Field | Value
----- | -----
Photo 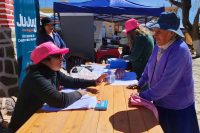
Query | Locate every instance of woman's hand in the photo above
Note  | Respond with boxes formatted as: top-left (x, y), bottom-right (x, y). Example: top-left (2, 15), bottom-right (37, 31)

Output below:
top-left (95, 74), bottom-right (107, 85)
top-left (86, 88), bottom-right (99, 94)
top-left (127, 84), bottom-right (141, 90)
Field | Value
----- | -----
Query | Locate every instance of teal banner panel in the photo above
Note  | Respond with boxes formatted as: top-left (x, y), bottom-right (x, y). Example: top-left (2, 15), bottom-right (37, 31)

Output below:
top-left (14, 0), bottom-right (39, 87)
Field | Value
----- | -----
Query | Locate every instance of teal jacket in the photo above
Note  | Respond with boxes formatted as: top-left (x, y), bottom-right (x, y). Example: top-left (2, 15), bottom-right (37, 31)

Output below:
top-left (125, 34), bottom-right (154, 78)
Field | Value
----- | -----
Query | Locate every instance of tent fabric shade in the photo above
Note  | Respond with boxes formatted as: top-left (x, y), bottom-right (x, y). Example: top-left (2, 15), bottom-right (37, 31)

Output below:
top-left (54, 0), bottom-right (165, 18)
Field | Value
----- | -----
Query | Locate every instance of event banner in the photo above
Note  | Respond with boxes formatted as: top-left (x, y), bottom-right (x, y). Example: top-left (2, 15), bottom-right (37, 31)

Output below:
top-left (14, 0), bottom-right (39, 86)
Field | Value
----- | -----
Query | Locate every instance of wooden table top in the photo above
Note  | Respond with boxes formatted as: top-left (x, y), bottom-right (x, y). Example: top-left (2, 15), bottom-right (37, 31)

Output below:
top-left (17, 83), bottom-right (163, 133)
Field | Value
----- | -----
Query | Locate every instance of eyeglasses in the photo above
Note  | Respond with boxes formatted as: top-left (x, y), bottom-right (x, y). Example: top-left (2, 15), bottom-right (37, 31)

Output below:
top-left (49, 54), bottom-right (63, 59)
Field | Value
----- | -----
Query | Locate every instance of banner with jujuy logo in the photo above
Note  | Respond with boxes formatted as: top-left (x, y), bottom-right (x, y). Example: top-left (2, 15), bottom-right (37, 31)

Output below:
top-left (14, 0), bottom-right (39, 87)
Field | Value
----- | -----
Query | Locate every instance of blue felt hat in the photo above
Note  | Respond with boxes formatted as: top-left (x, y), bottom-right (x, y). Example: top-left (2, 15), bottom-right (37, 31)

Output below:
top-left (150, 12), bottom-right (184, 37)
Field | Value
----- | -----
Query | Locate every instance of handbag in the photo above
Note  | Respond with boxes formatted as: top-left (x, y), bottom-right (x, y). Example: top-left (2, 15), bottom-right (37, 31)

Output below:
top-left (0, 96), bottom-right (17, 128)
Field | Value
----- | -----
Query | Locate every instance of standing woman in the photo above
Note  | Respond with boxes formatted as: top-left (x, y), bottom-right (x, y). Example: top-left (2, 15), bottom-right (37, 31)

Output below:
top-left (36, 17), bottom-right (67, 69)
top-left (128, 12), bottom-right (199, 133)
top-left (9, 42), bottom-right (106, 132)
top-left (123, 18), bottom-right (154, 79)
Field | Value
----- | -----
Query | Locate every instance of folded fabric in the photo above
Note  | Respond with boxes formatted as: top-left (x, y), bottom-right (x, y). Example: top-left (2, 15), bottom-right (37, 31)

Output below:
top-left (107, 58), bottom-right (127, 69)
top-left (129, 94), bottom-right (159, 120)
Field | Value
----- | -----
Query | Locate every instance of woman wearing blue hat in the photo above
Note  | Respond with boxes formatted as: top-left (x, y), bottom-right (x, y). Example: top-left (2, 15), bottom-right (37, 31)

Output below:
top-left (128, 12), bottom-right (199, 133)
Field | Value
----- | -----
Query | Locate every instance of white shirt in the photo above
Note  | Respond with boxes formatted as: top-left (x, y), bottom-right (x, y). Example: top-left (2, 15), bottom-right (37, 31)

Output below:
top-left (157, 38), bottom-right (176, 61)
top-left (49, 32), bottom-right (54, 40)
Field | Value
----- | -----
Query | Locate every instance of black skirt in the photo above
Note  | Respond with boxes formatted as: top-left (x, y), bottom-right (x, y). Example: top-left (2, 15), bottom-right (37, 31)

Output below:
top-left (156, 103), bottom-right (200, 133)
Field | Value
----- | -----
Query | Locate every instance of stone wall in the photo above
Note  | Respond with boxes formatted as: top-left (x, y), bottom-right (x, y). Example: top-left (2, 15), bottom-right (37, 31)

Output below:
top-left (0, 0), bottom-right (18, 96)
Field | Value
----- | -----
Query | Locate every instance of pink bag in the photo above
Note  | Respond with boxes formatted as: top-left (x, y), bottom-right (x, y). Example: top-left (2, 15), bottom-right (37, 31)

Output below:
top-left (129, 94), bottom-right (159, 120)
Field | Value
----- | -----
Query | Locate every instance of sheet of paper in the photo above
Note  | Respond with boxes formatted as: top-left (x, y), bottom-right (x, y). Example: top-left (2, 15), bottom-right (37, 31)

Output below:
top-left (41, 89), bottom-right (97, 111)
top-left (111, 80), bottom-right (138, 85)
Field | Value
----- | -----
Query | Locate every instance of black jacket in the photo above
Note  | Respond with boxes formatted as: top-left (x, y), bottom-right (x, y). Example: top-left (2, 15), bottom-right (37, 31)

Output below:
top-left (9, 64), bottom-right (96, 132)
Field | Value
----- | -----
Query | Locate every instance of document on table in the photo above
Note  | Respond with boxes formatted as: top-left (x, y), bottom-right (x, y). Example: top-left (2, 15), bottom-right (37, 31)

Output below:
top-left (111, 80), bottom-right (138, 85)
top-left (41, 89), bottom-right (97, 112)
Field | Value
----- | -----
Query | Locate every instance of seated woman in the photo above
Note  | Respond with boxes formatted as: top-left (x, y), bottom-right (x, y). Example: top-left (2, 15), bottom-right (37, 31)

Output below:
top-left (9, 42), bottom-right (106, 132)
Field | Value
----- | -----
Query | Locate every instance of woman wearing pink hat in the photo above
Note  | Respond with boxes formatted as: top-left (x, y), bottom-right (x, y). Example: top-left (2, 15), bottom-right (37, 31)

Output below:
top-left (9, 42), bottom-right (106, 132)
top-left (124, 18), bottom-right (154, 80)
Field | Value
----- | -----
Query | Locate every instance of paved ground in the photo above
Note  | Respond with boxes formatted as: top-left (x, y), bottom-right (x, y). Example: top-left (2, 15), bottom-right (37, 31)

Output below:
top-left (193, 56), bottom-right (200, 127)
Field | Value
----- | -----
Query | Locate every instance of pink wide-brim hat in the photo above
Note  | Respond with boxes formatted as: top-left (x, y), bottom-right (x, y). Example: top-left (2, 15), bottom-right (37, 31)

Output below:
top-left (124, 18), bottom-right (140, 34)
top-left (31, 41), bottom-right (69, 64)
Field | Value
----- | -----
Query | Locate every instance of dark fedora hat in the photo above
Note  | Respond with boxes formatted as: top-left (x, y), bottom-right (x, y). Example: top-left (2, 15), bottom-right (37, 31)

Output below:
top-left (41, 17), bottom-right (54, 26)
top-left (150, 12), bottom-right (184, 37)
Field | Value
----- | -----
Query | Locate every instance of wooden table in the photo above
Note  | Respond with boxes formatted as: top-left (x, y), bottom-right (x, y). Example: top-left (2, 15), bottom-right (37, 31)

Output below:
top-left (17, 83), bottom-right (163, 133)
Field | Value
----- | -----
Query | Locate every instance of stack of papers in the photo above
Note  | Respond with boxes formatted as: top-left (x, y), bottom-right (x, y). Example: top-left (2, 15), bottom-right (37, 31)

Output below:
top-left (41, 89), bottom-right (97, 112)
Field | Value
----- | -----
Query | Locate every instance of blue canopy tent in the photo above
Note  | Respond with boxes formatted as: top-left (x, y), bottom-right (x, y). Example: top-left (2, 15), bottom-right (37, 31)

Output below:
top-left (52, 0), bottom-right (165, 68)
top-left (53, 0), bottom-right (165, 22)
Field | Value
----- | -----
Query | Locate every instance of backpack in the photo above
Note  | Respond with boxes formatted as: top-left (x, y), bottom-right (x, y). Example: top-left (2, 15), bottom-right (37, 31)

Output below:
top-left (0, 96), bottom-right (17, 128)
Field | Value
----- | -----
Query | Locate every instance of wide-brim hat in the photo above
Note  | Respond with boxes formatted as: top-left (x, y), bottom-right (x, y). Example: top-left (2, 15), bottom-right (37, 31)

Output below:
top-left (124, 18), bottom-right (140, 34)
top-left (150, 12), bottom-right (184, 37)
top-left (31, 42), bottom-right (69, 64)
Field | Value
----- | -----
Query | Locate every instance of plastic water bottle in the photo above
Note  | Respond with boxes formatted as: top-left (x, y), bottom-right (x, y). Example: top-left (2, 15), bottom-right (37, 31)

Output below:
top-left (106, 70), bottom-right (111, 82)
top-left (108, 71), bottom-right (115, 84)
top-left (110, 72), bottom-right (115, 83)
